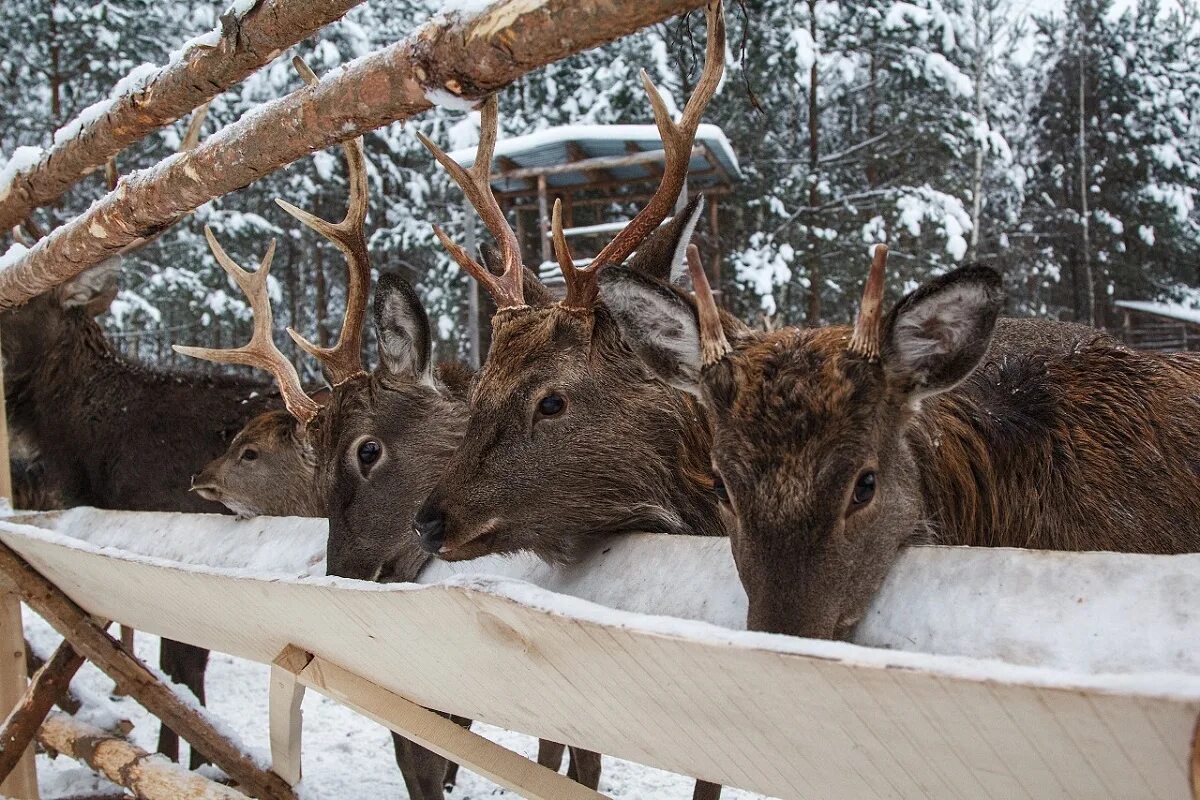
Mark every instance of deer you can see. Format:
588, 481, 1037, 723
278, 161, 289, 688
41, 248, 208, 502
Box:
0, 255, 280, 766
607, 241, 1200, 640
174, 65, 601, 794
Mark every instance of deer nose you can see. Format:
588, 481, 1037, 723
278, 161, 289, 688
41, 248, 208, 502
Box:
413, 502, 445, 554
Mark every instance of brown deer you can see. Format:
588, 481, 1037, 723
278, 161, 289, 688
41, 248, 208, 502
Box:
0, 257, 278, 765
174, 83, 601, 794
613, 242, 1200, 639
410, 1, 728, 569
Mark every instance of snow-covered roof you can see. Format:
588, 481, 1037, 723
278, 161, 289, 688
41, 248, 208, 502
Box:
1114, 300, 1200, 326
447, 122, 741, 193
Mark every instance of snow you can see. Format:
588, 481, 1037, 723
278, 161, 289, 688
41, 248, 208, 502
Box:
0, 243, 29, 274
1113, 299, 1200, 326
733, 233, 796, 316
424, 87, 479, 112
0, 145, 45, 200
440, 0, 494, 14
53, 63, 161, 146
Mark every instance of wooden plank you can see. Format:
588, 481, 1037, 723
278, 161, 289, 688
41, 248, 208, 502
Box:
0, 541, 295, 800
268, 649, 308, 786
279, 646, 607, 800
2, 517, 1199, 800
497, 146, 702, 181
0, 640, 84, 782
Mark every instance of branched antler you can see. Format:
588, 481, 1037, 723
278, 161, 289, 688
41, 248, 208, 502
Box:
276, 56, 371, 385
558, 0, 726, 309
417, 96, 525, 309
174, 228, 320, 425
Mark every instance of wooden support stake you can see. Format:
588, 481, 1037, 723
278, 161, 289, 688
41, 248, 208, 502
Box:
0, 542, 295, 800
0, 640, 84, 782
39, 711, 248, 800
268, 648, 307, 786
275, 646, 608, 800
0, 325, 37, 800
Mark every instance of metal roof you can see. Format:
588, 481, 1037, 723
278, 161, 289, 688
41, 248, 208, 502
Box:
446, 122, 742, 194
1114, 300, 1200, 326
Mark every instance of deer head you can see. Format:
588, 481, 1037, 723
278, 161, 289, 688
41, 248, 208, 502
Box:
615, 245, 1005, 638
177, 59, 464, 582
409, 2, 727, 563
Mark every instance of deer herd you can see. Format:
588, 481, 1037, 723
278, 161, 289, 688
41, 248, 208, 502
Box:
4, 0, 1200, 797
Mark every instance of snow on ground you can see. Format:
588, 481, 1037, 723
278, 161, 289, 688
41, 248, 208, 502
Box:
25, 610, 773, 799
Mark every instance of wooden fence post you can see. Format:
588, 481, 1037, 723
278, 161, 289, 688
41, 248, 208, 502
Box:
0, 326, 39, 799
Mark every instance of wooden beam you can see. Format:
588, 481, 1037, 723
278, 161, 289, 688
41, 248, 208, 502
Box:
565, 142, 613, 183
39, 711, 248, 800
497, 146, 701, 182
268, 648, 308, 787
496, 168, 722, 201
0, 0, 707, 308
277, 646, 608, 800
0, 325, 36, 800
0, 640, 84, 783
537, 176, 552, 266
0, 542, 295, 800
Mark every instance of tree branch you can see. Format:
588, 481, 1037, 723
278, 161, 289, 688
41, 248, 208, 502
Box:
0, 0, 370, 233
0, 0, 708, 308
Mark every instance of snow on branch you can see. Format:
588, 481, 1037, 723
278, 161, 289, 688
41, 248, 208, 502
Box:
0, 0, 709, 308
0, 0, 372, 234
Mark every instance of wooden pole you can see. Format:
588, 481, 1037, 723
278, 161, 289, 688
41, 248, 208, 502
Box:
0, 0, 707, 308
0, 640, 84, 782
38, 711, 249, 800
463, 201, 481, 370
0, 326, 38, 800
0, 542, 295, 800
537, 176, 552, 267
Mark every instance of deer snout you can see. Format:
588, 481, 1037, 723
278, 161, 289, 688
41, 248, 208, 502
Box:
412, 501, 446, 555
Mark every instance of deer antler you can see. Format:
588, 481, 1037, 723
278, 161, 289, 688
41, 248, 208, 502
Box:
557, 0, 725, 310
685, 243, 731, 366
417, 96, 525, 309
847, 244, 888, 360
275, 56, 371, 386
174, 228, 320, 425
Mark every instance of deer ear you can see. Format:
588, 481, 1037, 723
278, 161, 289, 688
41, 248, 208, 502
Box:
60, 258, 120, 316
881, 266, 1004, 398
624, 195, 704, 285
373, 272, 434, 385
601, 268, 705, 392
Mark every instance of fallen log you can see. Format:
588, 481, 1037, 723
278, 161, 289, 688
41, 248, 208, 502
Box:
0, 0, 368, 233
39, 711, 247, 800
0, 542, 295, 800
0, 0, 708, 308
0, 640, 85, 782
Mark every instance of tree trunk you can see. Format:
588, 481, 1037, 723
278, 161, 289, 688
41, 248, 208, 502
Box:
805, 0, 821, 324
0, 0, 708, 309
968, 6, 987, 264
1077, 46, 1095, 326
0, 640, 84, 783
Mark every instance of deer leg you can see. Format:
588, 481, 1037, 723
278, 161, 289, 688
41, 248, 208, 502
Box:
156, 639, 210, 768
537, 739, 566, 772
567, 747, 602, 789
693, 779, 723, 800
391, 730, 448, 800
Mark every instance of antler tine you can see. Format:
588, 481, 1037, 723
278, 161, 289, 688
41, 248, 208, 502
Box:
686, 243, 731, 366
417, 96, 525, 308
273, 56, 371, 386
561, 0, 726, 310
174, 228, 320, 425
551, 198, 583, 290
847, 244, 889, 360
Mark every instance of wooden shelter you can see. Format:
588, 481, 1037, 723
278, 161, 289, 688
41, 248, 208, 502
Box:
1112, 300, 1200, 351
450, 123, 741, 365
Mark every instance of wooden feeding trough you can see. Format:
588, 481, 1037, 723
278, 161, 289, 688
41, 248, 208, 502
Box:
448, 123, 741, 365
0, 508, 1197, 799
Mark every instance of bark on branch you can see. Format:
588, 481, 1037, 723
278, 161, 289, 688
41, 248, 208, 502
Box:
0, 639, 85, 782
0, 0, 708, 308
0, 0, 369, 234
39, 711, 249, 800
0, 542, 296, 800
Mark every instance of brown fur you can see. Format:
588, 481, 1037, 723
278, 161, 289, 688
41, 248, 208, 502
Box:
631, 265, 1200, 640
1, 272, 278, 767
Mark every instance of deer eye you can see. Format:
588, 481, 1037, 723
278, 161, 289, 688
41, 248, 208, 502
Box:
357, 440, 382, 467
712, 475, 729, 502
240, 447, 259, 462
536, 393, 566, 418
851, 471, 876, 507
